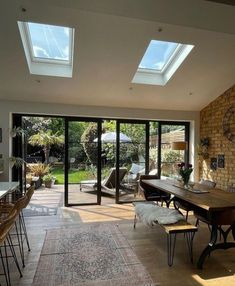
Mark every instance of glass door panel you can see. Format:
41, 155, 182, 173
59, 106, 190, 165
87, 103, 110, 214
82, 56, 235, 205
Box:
118, 122, 147, 203
65, 120, 101, 205
160, 123, 189, 179
149, 121, 159, 175
99, 120, 116, 203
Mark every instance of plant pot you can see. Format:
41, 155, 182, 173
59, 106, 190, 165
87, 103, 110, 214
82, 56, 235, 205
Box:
44, 180, 52, 188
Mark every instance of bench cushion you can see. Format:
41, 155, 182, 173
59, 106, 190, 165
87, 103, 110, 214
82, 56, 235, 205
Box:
134, 202, 184, 226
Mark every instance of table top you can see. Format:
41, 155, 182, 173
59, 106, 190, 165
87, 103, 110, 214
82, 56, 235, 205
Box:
142, 179, 235, 212
0, 181, 19, 199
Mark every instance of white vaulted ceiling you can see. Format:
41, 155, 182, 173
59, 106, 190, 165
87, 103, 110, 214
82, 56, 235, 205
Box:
0, 0, 235, 111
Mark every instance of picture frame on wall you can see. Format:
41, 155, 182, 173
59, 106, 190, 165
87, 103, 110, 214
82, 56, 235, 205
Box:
210, 157, 217, 171
217, 154, 225, 168
0, 128, 2, 143
0, 155, 3, 173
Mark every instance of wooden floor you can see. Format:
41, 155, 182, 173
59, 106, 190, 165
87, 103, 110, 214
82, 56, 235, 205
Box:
4, 185, 235, 286
68, 183, 143, 204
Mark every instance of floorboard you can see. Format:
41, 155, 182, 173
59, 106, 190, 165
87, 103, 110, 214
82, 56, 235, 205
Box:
2, 185, 234, 286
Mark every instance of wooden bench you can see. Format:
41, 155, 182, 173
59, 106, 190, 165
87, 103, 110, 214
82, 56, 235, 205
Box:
133, 202, 197, 266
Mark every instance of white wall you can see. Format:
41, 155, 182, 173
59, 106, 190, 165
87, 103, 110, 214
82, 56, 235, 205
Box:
0, 99, 200, 181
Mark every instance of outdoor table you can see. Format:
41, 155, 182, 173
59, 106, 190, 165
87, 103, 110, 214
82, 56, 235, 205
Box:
142, 179, 235, 269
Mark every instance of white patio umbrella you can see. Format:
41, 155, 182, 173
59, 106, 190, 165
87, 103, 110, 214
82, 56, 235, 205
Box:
94, 132, 132, 143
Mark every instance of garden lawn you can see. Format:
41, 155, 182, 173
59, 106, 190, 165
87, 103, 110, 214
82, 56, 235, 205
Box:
51, 166, 95, 184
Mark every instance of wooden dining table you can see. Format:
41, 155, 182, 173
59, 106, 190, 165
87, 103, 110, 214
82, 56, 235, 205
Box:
142, 179, 235, 269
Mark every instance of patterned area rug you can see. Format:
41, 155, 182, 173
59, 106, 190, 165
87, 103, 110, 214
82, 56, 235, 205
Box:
33, 223, 156, 286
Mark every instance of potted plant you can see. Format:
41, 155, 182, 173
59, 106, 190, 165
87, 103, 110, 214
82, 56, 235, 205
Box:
43, 173, 55, 188
177, 162, 193, 188
28, 163, 50, 181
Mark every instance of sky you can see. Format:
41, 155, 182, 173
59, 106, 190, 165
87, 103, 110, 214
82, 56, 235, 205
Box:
139, 40, 179, 71
28, 22, 70, 61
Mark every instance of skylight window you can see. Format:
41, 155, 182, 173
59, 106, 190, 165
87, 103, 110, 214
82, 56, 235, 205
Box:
28, 22, 70, 62
18, 21, 74, 77
132, 40, 194, 86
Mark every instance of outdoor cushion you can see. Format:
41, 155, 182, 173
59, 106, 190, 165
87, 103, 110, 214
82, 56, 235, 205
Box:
149, 169, 158, 175
130, 163, 144, 174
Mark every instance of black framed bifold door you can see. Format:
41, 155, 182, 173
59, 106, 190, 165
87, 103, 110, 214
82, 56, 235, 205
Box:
116, 120, 149, 203
12, 114, 26, 193
64, 118, 102, 206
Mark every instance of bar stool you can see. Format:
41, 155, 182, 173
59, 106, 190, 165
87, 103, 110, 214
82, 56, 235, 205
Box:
0, 209, 23, 285
18, 186, 35, 265
0, 186, 35, 267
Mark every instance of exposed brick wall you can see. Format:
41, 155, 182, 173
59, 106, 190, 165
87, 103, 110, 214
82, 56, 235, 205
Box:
200, 84, 235, 190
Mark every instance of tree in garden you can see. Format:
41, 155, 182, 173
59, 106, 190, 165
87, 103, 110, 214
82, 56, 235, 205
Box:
68, 121, 87, 163
120, 123, 146, 163
23, 117, 64, 136
28, 130, 64, 164
97, 120, 146, 166
81, 123, 98, 165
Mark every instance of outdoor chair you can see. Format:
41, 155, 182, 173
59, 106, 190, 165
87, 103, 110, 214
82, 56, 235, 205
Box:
101, 167, 128, 195
124, 163, 145, 184
80, 167, 128, 196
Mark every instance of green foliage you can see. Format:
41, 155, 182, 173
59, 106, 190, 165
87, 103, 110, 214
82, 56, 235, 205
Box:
28, 163, 50, 177
28, 130, 64, 164
10, 126, 26, 137
9, 156, 25, 168
150, 122, 158, 135
51, 167, 95, 184
23, 117, 53, 136
98, 121, 148, 166
149, 147, 158, 169
48, 118, 64, 135
81, 123, 98, 165
28, 130, 64, 147
162, 150, 181, 163
119, 123, 145, 164
68, 122, 88, 162
68, 121, 87, 143
23, 117, 64, 135
102, 120, 116, 132
161, 150, 182, 178
42, 173, 55, 182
